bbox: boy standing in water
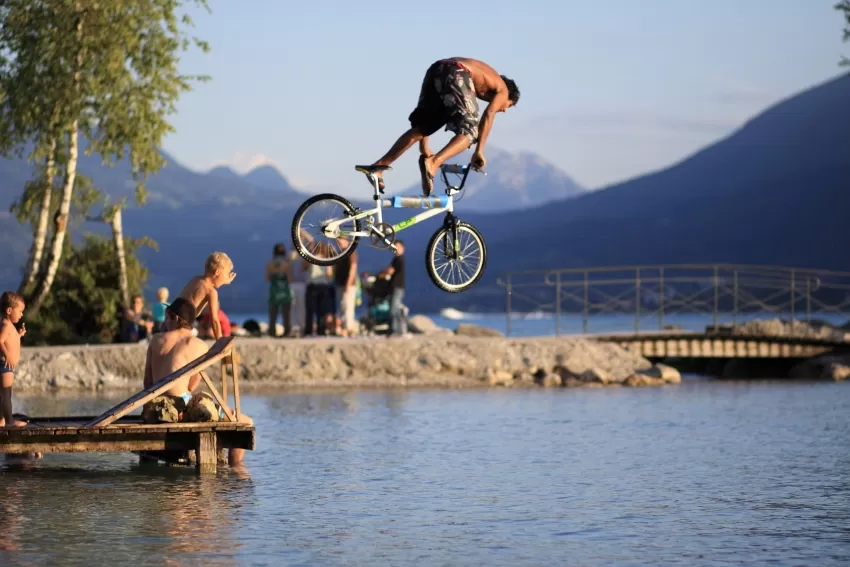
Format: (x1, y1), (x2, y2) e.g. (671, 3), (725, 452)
(0, 292), (27, 428)
(177, 252), (237, 340)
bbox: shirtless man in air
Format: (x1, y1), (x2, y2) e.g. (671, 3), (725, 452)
(366, 57), (520, 196)
(143, 297), (253, 466)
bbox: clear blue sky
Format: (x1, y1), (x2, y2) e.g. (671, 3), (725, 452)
(161, 0), (847, 196)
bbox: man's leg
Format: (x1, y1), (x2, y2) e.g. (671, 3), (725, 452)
(283, 302), (292, 337)
(342, 286), (357, 335)
(291, 283), (306, 334)
(268, 302), (279, 337)
(390, 288), (405, 336)
(304, 284), (317, 336)
(226, 413), (253, 467)
(371, 128), (425, 188)
(419, 66), (479, 192)
(370, 63), (443, 188)
(423, 134), (472, 178)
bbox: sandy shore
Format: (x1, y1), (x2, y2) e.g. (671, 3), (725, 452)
(12, 334), (682, 394)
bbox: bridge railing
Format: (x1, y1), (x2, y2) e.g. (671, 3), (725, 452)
(495, 264), (850, 337)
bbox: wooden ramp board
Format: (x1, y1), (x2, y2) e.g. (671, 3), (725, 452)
(83, 336), (236, 428)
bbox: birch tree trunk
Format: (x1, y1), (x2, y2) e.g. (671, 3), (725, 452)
(19, 136), (56, 295)
(27, 6), (84, 313)
(110, 206), (130, 310)
(29, 125), (78, 312)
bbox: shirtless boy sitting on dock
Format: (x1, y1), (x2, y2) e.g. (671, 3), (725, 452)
(143, 298), (207, 409)
(143, 297), (253, 466)
(0, 291), (27, 428)
(176, 252), (237, 340)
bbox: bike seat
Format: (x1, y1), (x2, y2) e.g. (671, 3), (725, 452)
(355, 165), (392, 174)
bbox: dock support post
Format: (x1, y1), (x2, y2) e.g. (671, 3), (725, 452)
(196, 431), (217, 474)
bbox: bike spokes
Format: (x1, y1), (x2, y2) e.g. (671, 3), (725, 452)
(427, 223), (486, 292)
(293, 194), (362, 265)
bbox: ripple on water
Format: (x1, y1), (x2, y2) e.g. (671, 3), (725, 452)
(0, 381), (848, 566)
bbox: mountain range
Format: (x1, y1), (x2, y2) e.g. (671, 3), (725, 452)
(0, 71), (846, 316)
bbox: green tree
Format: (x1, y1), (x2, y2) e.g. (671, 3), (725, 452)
(24, 233), (155, 346)
(839, 0), (850, 66)
(0, 0), (211, 315)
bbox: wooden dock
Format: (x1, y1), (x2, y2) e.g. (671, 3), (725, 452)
(0, 336), (255, 474)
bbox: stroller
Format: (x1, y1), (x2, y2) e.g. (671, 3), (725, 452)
(358, 272), (408, 336)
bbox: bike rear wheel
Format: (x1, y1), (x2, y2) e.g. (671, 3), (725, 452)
(425, 221), (487, 293)
(292, 193), (361, 266)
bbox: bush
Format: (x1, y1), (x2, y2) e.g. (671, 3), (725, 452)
(23, 234), (152, 345)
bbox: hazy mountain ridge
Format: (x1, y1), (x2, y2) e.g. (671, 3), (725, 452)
(0, 73), (846, 315)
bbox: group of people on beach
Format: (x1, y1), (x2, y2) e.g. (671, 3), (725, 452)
(264, 237), (409, 339)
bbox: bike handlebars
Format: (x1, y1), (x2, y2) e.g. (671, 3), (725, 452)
(440, 162), (486, 193)
(440, 163), (486, 176)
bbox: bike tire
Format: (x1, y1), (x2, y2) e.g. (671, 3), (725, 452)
(425, 221), (488, 293)
(291, 193), (361, 266)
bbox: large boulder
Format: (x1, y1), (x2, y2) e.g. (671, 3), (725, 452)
(408, 315), (446, 335)
(790, 355), (850, 381)
(455, 323), (504, 338)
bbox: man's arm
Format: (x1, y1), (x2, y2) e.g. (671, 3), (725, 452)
(475, 89), (509, 156)
(208, 288), (222, 340)
(378, 257), (397, 279)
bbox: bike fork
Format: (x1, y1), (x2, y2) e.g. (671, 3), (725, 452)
(443, 214), (460, 260)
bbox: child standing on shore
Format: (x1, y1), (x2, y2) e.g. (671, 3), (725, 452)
(0, 291), (27, 428)
(177, 252), (237, 340)
(152, 287), (170, 333)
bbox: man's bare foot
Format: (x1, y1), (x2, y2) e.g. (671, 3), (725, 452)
(418, 155), (435, 196)
(3, 420), (27, 428)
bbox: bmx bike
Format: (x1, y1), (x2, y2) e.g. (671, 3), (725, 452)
(291, 162), (487, 293)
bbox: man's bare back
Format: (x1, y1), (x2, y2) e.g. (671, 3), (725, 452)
(145, 330), (208, 396)
(445, 57), (508, 101)
(178, 276), (215, 318)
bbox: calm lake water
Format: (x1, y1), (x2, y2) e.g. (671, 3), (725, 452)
(2, 379), (849, 566)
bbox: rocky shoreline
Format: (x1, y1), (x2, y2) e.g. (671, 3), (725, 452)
(13, 317), (850, 395)
(13, 334), (681, 394)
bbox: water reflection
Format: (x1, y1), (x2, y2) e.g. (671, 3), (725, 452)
(0, 464), (256, 567)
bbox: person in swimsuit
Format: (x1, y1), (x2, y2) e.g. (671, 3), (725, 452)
(0, 291), (27, 428)
(366, 57), (520, 196)
(265, 243), (294, 337)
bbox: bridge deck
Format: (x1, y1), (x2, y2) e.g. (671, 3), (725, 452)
(592, 332), (850, 360)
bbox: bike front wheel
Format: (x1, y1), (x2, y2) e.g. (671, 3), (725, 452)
(425, 221), (487, 293)
(291, 193), (361, 266)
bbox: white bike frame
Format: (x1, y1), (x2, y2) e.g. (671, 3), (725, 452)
(324, 165), (475, 247)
